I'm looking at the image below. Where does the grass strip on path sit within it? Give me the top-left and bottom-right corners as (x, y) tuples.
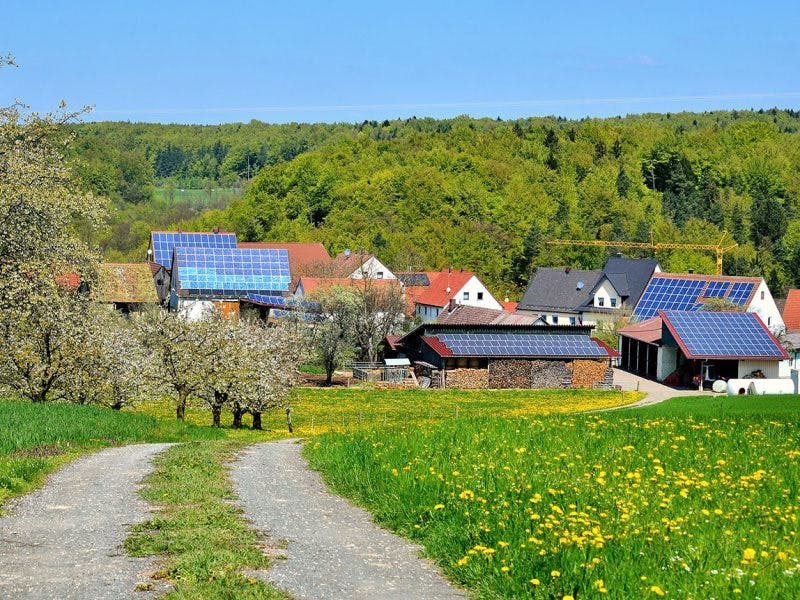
(126, 441), (289, 599)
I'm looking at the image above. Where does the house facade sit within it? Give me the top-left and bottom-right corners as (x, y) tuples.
(516, 258), (661, 327)
(407, 269), (502, 322)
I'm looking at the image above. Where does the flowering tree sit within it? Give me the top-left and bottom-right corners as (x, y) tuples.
(0, 75), (105, 401)
(132, 308), (216, 421)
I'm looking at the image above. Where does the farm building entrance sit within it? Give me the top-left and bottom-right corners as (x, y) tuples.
(620, 336), (657, 379)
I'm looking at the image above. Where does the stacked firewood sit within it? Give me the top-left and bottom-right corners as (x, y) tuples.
(488, 360), (531, 388)
(446, 368), (489, 389)
(567, 359), (608, 389)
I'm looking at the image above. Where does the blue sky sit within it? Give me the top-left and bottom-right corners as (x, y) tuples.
(3, 1), (799, 124)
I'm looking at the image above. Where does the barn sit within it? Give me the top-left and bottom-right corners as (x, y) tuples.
(388, 323), (617, 390)
(619, 310), (789, 385)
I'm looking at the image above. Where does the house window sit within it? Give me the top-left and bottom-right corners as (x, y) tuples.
(477, 292), (483, 300)
(598, 297), (605, 307)
(463, 291), (470, 300)
(761, 290), (765, 300)
(376, 271), (384, 279)
(610, 298), (617, 307)
(768, 316), (771, 326)
(551, 315), (558, 324)
(569, 316), (576, 325)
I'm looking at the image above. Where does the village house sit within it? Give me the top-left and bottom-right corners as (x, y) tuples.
(516, 257), (660, 326)
(237, 241), (330, 288)
(325, 249), (396, 280)
(398, 268), (502, 322)
(631, 273), (784, 333)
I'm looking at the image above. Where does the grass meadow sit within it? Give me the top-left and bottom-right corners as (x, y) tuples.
(0, 400), (222, 507)
(305, 395), (800, 599)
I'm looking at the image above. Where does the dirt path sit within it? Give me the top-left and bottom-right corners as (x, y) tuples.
(232, 439), (466, 600)
(609, 368), (711, 409)
(0, 443), (171, 600)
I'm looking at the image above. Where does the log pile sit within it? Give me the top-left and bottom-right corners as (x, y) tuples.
(488, 359), (531, 388)
(446, 368), (489, 389)
(530, 360), (571, 389)
(568, 359), (609, 389)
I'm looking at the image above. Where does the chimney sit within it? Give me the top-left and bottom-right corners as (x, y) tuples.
(177, 227), (183, 233)
(448, 266), (452, 274)
(344, 249), (351, 258)
(688, 268), (694, 274)
(448, 298), (457, 312)
(565, 267), (571, 274)
(213, 227), (219, 234)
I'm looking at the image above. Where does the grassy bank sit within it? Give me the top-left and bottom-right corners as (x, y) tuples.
(0, 399), (223, 507)
(305, 395), (800, 599)
(126, 441), (287, 599)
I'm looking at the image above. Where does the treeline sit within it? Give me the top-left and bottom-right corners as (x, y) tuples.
(73, 110), (800, 296)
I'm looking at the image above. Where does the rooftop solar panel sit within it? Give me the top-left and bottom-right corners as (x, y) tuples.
(246, 293), (287, 306)
(151, 232), (238, 268)
(174, 247), (290, 296)
(633, 276), (756, 320)
(436, 333), (607, 358)
(661, 310), (786, 359)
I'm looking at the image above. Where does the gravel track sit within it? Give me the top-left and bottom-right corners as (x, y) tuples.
(232, 439), (466, 600)
(0, 443), (172, 600)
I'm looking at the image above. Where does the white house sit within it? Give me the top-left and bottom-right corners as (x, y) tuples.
(328, 250), (396, 280)
(407, 269), (502, 322)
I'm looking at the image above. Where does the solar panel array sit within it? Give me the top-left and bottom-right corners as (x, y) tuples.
(633, 276), (756, 319)
(151, 232), (237, 268)
(662, 310), (785, 358)
(436, 333), (607, 358)
(246, 293), (287, 306)
(175, 247), (290, 296)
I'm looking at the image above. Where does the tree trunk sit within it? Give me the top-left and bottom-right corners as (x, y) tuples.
(176, 390), (188, 421)
(285, 407), (293, 433)
(232, 402), (244, 429)
(252, 411), (262, 430)
(325, 367), (334, 385)
(212, 405), (222, 427)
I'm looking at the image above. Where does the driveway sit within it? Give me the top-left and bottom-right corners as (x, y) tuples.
(611, 368), (712, 408)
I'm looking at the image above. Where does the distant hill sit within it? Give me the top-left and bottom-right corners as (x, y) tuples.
(72, 110), (800, 296)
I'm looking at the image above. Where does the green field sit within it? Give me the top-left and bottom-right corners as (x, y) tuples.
(0, 400), (223, 506)
(305, 394), (800, 599)
(152, 186), (240, 205)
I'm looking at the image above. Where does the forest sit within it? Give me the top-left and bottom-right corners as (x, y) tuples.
(73, 109), (800, 298)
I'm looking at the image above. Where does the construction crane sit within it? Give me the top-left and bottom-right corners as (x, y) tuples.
(547, 233), (738, 275)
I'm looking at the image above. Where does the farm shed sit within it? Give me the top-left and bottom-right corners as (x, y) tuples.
(149, 230), (237, 270)
(390, 323), (616, 390)
(94, 263), (158, 312)
(619, 310), (789, 386)
(238, 242), (331, 288)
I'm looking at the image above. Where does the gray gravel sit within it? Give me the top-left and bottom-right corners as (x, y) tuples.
(0, 443), (172, 600)
(232, 439), (466, 600)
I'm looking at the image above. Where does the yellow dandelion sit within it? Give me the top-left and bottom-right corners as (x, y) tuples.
(650, 585), (666, 596)
(530, 578), (540, 586)
(743, 548), (756, 561)
(551, 570), (560, 578)
(433, 504), (445, 510)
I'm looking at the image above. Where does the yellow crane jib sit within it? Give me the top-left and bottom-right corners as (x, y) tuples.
(546, 234), (738, 275)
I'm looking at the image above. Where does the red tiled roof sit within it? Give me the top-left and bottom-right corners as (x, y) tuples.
(783, 289), (800, 331)
(296, 276), (401, 295)
(327, 250), (376, 277)
(238, 242), (330, 281)
(501, 301), (517, 312)
(619, 316), (663, 344)
(420, 335), (453, 357)
(414, 270), (475, 308)
(384, 335), (401, 351)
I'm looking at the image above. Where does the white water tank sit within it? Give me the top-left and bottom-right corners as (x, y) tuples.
(747, 379), (796, 395)
(726, 379), (751, 396)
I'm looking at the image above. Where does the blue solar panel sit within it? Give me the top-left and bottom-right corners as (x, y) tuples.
(437, 333), (607, 357)
(174, 247), (290, 296)
(727, 282), (755, 306)
(151, 232), (238, 268)
(246, 293), (287, 306)
(634, 276), (756, 320)
(662, 310), (784, 358)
